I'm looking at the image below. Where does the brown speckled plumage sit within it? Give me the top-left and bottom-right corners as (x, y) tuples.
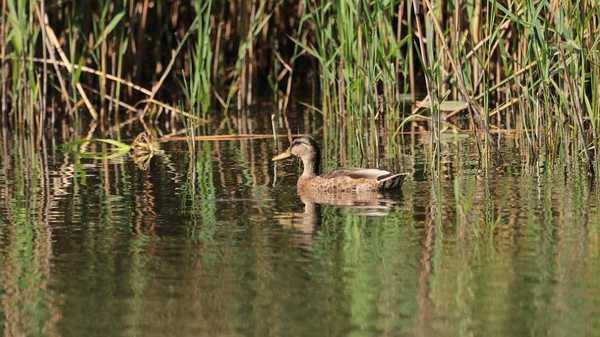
(298, 175), (382, 192)
(273, 136), (406, 193)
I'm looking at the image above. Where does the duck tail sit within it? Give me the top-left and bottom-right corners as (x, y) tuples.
(377, 173), (406, 191)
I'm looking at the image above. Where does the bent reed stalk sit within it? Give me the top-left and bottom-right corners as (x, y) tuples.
(0, 0), (599, 172)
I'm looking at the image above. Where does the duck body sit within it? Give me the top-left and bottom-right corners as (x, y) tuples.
(273, 136), (405, 193)
(298, 169), (405, 193)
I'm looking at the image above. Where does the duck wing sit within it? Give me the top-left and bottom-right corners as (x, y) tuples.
(322, 168), (391, 179)
(322, 169), (406, 190)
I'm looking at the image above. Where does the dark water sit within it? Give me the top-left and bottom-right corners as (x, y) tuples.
(1, 133), (600, 337)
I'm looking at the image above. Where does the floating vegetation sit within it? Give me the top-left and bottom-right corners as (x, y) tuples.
(129, 131), (162, 170)
(64, 131), (162, 171)
(65, 138), (132, 160)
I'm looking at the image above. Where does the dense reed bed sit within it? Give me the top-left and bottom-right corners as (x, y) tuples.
(1, 0), (599, 172)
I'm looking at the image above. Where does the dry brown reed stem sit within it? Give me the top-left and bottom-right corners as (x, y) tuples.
(473, 61), (539, 101)
(5, 56), (198, 122)
(42, 20), (97, 119)
(22, 57), (153, 96)
(77, 122), (98, 154)
(488, 98), (520, 118)
(142, 49), (177, 116)
(34, 8), (72, 114)
(274, 51), (294, 143)
(213, 89), (227, 109)
(137, 99), (207, 122)
(161, 133), (305, 142)
(462, 21), (511, 64)
(108, 115), (143, 133)
(81, 84), (137, 113)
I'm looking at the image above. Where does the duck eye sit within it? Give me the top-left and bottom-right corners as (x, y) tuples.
(292, 140), (305, 148)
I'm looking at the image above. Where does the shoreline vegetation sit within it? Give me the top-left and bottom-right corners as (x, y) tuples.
(1, 0), (599, 173)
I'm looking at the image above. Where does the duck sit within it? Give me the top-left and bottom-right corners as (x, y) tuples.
(272, 136), (406, 193)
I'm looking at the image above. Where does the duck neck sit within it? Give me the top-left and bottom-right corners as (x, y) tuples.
(300, 155), (319, 178)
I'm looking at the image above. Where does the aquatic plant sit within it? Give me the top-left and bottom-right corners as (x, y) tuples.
(0, 0), (598, 173)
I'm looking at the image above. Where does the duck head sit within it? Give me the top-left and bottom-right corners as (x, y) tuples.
(272, 136), (321, 177)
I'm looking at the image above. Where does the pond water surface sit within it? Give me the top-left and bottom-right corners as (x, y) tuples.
(1, 129), (599, 337)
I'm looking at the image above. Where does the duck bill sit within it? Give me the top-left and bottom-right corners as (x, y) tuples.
(272, 149), (292, 161)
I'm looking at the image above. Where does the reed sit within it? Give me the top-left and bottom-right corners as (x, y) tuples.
(298, 0), (600, 172)
(183, 0), (213, 118)
(0, 0), (599, 172)
(296, 0), (410, 163)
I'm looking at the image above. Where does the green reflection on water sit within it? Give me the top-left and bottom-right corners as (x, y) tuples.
(0, 148), (52, 337)
(0, 134), (600, 337)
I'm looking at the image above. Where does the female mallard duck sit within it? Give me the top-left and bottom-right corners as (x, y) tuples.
(272, 136), (405, 193)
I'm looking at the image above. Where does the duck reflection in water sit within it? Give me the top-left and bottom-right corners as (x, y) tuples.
(276, 190), (402, 248)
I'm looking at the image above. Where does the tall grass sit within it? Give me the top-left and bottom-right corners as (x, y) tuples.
(296, 0), (410, 164)
(183, 0), (213, 118)
(4, 0), (39, 132)
(1, 0), (599, 172)
(299, 0), (600, 172)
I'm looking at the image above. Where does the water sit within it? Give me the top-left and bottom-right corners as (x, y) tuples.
(1, 132), (600, 337)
